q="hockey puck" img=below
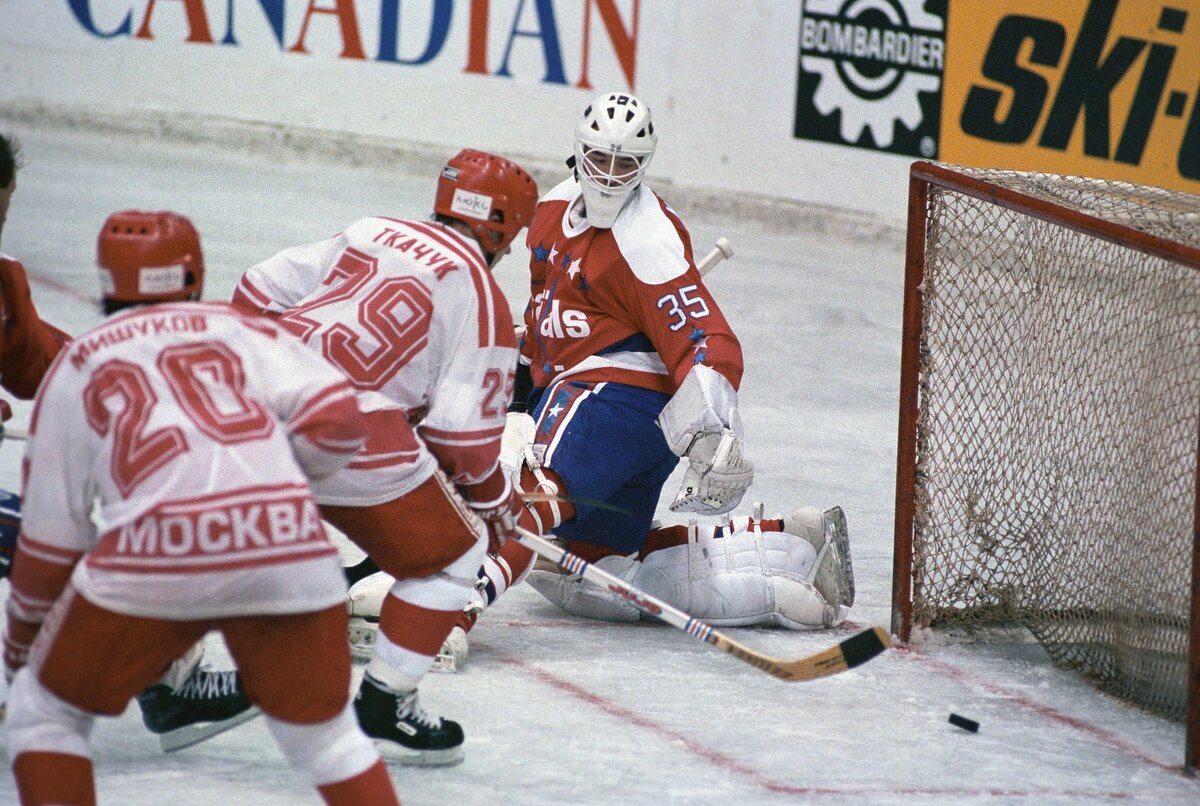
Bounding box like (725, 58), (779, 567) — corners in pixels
(948, 713), (979, 733)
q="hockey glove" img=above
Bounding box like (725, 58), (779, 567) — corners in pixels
(669, 429), (754, 516)
(461, 464), (522, 553)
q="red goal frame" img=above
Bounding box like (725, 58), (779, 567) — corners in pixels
(891, 160), (1200, 774)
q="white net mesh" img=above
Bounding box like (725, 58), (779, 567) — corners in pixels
(910, 164), (1200, 719)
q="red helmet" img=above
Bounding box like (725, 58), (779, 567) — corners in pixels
(433, 149), (538, 261)
(97, 210), (204, 314)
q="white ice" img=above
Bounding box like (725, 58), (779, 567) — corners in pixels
(0, 123), (1196, 805)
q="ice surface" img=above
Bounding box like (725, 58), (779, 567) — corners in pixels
(0, 123), (1194, 805)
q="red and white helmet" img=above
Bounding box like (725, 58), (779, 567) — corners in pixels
(97, 210), (204, 314)
(573, 92), (657, 228)
(434, 149), (538, 263)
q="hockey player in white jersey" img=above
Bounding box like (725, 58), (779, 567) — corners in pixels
(232, 148), (538, 766)
(4, 303), (402, 805)
(0, 181), (266, 750)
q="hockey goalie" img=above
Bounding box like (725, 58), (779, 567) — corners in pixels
(345, 412), (856, 670)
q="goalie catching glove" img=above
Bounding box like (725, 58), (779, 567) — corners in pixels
(460, 464), (522, 553)
(669, 428), (753, 515)
(658, 365), (753, 515)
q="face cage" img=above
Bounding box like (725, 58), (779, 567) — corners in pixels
(578, 145), (648, 192)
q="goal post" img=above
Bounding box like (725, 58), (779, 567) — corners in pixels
(891, 160), (1200, 773)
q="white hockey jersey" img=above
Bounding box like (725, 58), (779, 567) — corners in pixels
(233, 217), (518, 506)
(11, 303), (365, 623)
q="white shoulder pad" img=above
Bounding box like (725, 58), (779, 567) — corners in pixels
(544, 176), (580, 203)
(611, 186), (689, 285)
(657, 364), (742, 455)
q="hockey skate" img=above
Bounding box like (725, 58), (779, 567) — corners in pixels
(354, 674), (465, 767)
(785, 505), (855, 609)
(136, 665), (261, 753)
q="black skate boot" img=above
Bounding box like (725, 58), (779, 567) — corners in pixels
(354, 674), (465, 767)
(137, 666), (261, 753)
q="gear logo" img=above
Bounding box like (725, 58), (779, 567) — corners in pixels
(795, 0), (945, 157)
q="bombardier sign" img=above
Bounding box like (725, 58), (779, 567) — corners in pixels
(795, 0), (946, 158)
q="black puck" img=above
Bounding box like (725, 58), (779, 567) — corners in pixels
(948, 713), (980, 733)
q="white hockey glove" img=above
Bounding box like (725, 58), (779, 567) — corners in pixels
(668, 429), (753, 515)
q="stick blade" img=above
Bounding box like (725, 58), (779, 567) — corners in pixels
(774, 626), (891, 682)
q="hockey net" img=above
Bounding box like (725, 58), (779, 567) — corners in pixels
(892, 161), (1200, 769)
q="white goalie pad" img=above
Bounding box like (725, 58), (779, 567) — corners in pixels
(526, 555), (642, 623)
(527, 518), (842, 629)
(638, 522), (835, 628)
(346, 571), (394, 664)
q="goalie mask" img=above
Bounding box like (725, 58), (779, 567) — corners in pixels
(573, 92), (657, 229)
(434, 149), (539, 265)
(97, 210), (204, 314)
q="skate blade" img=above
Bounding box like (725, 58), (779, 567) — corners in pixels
(823, 506), (855, 608)
(160, 706), (263, 753)
(373, 739), (465, 768)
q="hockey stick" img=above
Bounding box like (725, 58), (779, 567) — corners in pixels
(513, 525), (890, 682)
(1, 425), (28, 442)
(697, 236), (733, 276)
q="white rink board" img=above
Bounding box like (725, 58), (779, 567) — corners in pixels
(0, 0), (916, 224)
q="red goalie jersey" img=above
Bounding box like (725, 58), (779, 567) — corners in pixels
(232, 217), (518, 506)
(522, 177), (743, 396)
(10, 303), (364, 626)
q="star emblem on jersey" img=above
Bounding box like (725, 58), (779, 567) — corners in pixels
(688, 325), (706, 343)
(560, 252), (573, 269)
(533, 243), (550, 262)
(692, 350), (709, 365)
(567, 258), (582, 279)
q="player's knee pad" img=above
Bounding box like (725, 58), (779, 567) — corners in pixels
(5, 668), (95, 760)
(266, 703), (379, 786)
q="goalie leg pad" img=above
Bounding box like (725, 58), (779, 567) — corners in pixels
(637, 531), (834, 628)
(346, 571), (396, 664)
(526, 555), (643, 622)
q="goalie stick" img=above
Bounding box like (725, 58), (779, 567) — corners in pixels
(1, 425), (28, 441)
(513, 525), (890, 682)
(697, 236), (733, 276)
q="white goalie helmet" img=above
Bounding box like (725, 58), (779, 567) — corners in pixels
(573, 92), (657, 228)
